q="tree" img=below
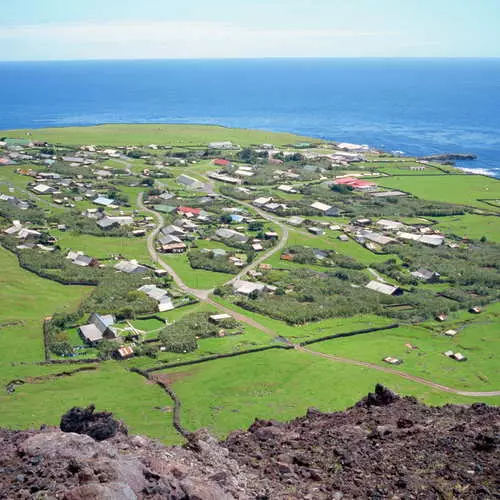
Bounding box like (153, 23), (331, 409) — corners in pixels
(248, 221), (264, 231)
(97, 340), (117, 360)
(238, 148), (256, 162)
(219, 213), (233, 224)
(50, 341), (74, 357)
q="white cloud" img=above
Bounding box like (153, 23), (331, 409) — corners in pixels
(0, 20), (401, 59)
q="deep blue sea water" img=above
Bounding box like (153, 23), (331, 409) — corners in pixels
(1, 59), (499, 177)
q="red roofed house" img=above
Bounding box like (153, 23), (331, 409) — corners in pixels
(213, 159), (231, 167)
(335, 177), (376, 190)
(177, 206), (201, 216)
(335, 177), (358, 185)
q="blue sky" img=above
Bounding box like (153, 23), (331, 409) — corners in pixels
(1, 0), (499, 60)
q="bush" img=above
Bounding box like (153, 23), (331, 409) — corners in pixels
(158, 312), (219, 353)
(50, 341), (74, 357)
(188, 249), (238, 274)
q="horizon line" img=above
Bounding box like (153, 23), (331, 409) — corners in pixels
(1, 56), (500, 63)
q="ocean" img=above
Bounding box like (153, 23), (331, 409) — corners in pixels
(1, 58), (499, 177)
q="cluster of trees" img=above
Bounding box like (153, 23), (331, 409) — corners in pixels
(188, 249), (238, 274)
(237, 148), (269, 163)
(372, 259), (420, 286)
(295, 184), (470, 219)
(283, 245), (364, 270)
(231, 265), (482, 325)
(80, 273), (158, 318)
(1, 241), (103, 284)
(158, 312), (220, 353)
(0, 201), (44, 225)
(219, 186), (253, 200)
(106, 188), (129, 205)
(45, 311), (81, 357)
(235, 270), (380, 324)
(50, 162), (93, 179)
(378, 241), (500, 306)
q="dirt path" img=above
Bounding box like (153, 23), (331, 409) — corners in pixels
(297, 346), (500, 397)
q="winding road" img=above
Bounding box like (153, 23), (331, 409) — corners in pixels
(137, 191), (500, 398)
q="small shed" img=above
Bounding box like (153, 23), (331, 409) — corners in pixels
(116, 346), (134, 359)
(209, 314), (232, 324)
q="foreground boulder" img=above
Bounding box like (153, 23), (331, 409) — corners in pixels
(60, 404), (125, 441)
(0, 387), (499, 499)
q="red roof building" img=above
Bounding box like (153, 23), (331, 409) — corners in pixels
(177, 206), (201, 216)
(335, 177), (376, 189)
(213, 159), (231, 167)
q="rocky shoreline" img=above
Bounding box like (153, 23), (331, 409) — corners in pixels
(419, 153), (478, 162)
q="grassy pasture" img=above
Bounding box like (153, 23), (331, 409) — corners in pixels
(378, 175), (500, 211)
(366, 161), (459, 176)
(161, 252), (231, 289)
(0, 247), (90, 365)
(1, 124), (316, 148)
(433, 214), (500, 242)
(54, 231), (152, 263)
(311, 322), (500, 391)
(164, 349), (500, 440)
(0, 362), (182, 444)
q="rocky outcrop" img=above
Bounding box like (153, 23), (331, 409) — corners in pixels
(420, 153), (477, 161)
(60, 404), (126, 441)
(1, 387), (499, 499)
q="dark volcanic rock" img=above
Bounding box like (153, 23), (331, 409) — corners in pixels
(60, 404), (125, 441)
(419, 153), (477, 161)
(356, 383), (400, 407)
(1, 389), (499, 499)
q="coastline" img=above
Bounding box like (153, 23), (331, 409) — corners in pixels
(2, 121), (497, 178)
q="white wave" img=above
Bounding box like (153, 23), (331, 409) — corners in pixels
(456, 166), (499, 177)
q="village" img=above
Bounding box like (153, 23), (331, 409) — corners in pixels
(0, 130), (498, 371)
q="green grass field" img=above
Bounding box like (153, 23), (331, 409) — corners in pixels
(1, 124), (316, 148)
(161, 252), (232, 289)
(433, 214), (500, 242)
(366, 161), (459, 176)
(0, 247), (90, 365)
(164, 349), (500, 439)
(0, 362), (182, 444)
(378, 175), (500, 211)
(311, 322), (500, 391)
(54, 231), (153, 263)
